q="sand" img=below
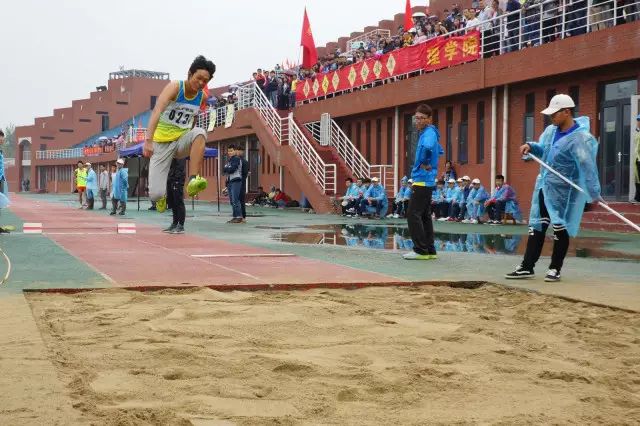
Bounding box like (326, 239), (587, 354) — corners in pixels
(25, 285), (640, 425)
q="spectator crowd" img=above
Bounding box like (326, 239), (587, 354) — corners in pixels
(333, 162), (523, 225)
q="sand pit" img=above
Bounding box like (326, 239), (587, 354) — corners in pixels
(26, 285), (640, 425)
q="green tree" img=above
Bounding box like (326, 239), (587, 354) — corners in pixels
(2, 124), (15, 157)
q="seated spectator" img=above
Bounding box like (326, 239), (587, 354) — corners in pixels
(273, 188), (292, 208)
(455, 176), (472, 221)
(431, 179), (448, 218)
(250, 186), (269, 206)
(389, 177), (412, 218)
(484, 174), (522, 224)
(438, 178), (459, 221)
(337, 177), (360, 216)
(465, 9), (481, 30)
(463, 178), (490, 223)
(441, 160), (457, 182)
(359, 177), (388, 219)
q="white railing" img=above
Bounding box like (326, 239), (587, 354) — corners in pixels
(36, 148), (84, 160)
(305, 118), (393, 191)
(345, 29), (392, 56)
(22, 151), (31, 161)
(288, 116), (337, 195)
(235, 83), (337, 194)
(3, 158), (15, 166)
(238, 83), (284, 142)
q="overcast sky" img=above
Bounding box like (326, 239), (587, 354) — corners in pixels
(1, 0), (428, 128)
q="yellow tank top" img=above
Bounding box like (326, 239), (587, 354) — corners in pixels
(76, 168), (87, 186)
(154, 81), (205, 143)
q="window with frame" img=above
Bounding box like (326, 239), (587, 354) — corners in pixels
(458, 104), (468, 164)
(524, 93), (535, 143)
(476, 101), (485, 164)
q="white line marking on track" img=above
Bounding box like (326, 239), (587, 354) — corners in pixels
(191, 253), (296, 258)
(127, 235), (262, 281)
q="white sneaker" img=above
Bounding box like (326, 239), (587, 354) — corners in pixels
(461, 219), (470, 224)
(470, 219), (478, 224)
(544, 269), (561, 282)
(393, 214), (399, 219)
(437, 217), (448, 222)
(386, 213), (394, 218)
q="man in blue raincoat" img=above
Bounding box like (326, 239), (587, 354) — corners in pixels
(506, 94), (602, 282)
(360, 177), (388, 218)
(110, 158), (129, 216)
(84, 163), (98, 210)
(0, 131), (10, 212)
(464, 178), (489, 223)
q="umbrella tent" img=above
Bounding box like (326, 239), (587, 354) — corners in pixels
(118, 142), (219, 211)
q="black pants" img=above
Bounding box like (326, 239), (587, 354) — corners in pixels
(240, 181), (247, 218)
(168, 181), (185, 226)
(635, 160), (640, 202)
(522, 190), (570, 272)
(487, 200), (506, 221)
(341, 199), (358, 214)
(407, 186), (436, 255)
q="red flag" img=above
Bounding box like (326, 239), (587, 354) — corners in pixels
(300, 8), (318, 69)
(404, 0), (414, 31)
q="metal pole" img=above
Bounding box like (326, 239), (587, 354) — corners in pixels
(217, 142), (221, 213)
(491, 87), (498, 189)
(393, 106), (400, 196)
(502, 84), (509, 180)
(528, 153), (640, 232)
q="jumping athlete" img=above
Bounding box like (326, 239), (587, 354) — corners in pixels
(143, 55), (216, 212)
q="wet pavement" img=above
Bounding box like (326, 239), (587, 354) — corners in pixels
(272, 224), (640, 261)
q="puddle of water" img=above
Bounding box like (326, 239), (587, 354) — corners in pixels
(272, 224), (639, 260)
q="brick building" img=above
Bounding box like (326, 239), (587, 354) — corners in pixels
(9, 8), (640, 226)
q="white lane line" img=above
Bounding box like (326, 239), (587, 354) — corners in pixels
(191, 253), (296, 258)
(127, 235), (262, 282)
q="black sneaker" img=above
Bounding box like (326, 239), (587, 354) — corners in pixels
(163, 223), (177, 233)
(170, 224), (184, 234)
(544, 269), (561, 282)
(505, 265), (535, 279)
(109, 211), (116, 216)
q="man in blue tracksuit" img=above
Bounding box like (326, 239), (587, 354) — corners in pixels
(360, 177), (388, 218)
(404, 104), (443, 260)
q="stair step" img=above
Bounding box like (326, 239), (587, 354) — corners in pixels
(582, 211), (640, 223)
(590, 202), (640, 214)
(581, 221), (637, 233)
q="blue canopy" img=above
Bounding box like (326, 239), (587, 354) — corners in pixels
(119, 142), (218, 159)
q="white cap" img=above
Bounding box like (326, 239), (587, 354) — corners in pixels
(456, 178), (463, 183)
(541, 94), (575, 115)
(85, 162), (91, 166)
(448, 178), (456, 183)
(462, 175), (470, 181)
(116, 158), (125, 165)
(371, 177), (379, 182)
(472, 178), (481, 184)
(408, 27), (417, 33)
(408, 179), (414, 183)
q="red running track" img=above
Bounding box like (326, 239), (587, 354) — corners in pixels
(10, 195), (401, 289)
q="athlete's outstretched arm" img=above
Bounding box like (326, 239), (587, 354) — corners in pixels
(143, 81), (180, 158)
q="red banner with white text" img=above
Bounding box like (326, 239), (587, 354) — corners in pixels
(296, 31), (480, 102)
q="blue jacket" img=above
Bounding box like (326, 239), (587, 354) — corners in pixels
(445, 186), (460, 202)
(395, 185), (411, 201)
(364, 184), (387, 201)
(432, 187), (445, 202)
(85, 169), (98, 191)
(527, 116), (600, 236)
(411, 125), (443, 186)
(346, 183), (360, 199)
(112, 168), (129, 202)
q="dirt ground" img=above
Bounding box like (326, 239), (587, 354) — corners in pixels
(25, 284), (640, 425)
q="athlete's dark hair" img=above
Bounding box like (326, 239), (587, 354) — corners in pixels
(363, 178), (372, 184)
(189, 55), (216, 79)
(0, 130), (4, 137)
(415, 104), (433, 117)
(496, 174), (505, 180)
(345, 177), (353, 183)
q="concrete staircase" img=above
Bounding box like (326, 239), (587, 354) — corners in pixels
(582, 202), (640, 233)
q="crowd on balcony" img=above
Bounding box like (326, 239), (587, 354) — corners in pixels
(297, 0), (637, 83)
(81, 130), (126, 156)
